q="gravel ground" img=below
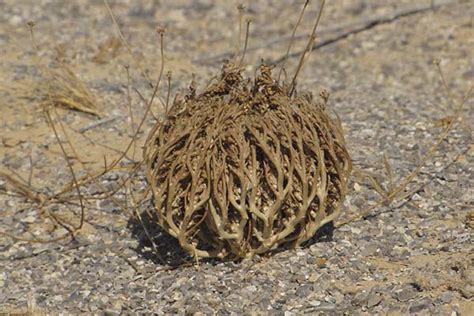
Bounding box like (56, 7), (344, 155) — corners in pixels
(0, 0), (473, 314)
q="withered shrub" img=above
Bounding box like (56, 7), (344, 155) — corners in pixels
(144, 62), (351, 259)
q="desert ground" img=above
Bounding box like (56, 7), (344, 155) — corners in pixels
(0, 0), (473, 314)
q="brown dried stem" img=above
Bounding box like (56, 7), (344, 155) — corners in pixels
(277, 0), (309, 83)
(289, 0), (325, 97)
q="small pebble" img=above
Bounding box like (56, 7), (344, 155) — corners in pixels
(409, 299), (432, 313)
(367, 294), (382, 308)
(397, 288), (418, 302)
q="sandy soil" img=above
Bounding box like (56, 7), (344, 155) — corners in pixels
(0, 0), (473, 314)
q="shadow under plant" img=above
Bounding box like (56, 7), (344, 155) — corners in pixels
(128, 203), (335, 268)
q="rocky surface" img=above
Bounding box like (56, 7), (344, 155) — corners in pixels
(0, 0), (472, 314)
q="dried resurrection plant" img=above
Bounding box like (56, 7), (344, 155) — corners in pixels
(144, 61), (352, 259)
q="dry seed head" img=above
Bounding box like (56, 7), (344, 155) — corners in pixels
(156, 26), (166, 35)
(320, 88), (330, 102)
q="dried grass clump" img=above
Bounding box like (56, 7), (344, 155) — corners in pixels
(38, 63), (100, 117)
(144, 61), (351, 259)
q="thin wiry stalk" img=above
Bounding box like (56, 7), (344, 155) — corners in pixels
(234, 4), (245, 63)
(59, 27), (167, 198)
(289, 0), (326, 97)
(124, 65), (137, 160)
(103, 0), (153, 87)
(27, 156), (34, 187)
(277, 0), (309, 83)
(165, 71), (172, 115)
(238, 19), (251, 67)
(28, 22), (86, 233)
